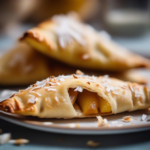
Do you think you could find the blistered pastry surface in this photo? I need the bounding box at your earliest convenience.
[0,74,150,118]
[21,14,150,71]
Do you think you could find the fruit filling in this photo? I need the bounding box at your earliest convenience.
[68,88,112,115]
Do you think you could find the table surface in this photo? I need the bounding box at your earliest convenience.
[0,26,150,150]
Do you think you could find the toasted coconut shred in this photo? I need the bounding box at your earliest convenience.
[87,140,100,147]
[76,70,84,75]
[0,133,11,145]
[122,116,133,122]
[96,116,109,127]
[74,86,83,92]
[9,139,29,145]
[141,114,147,121]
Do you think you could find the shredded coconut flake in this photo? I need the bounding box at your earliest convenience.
[103,75,109,78]
[28,95,36,104]
[112,91,118,95]
[48,89,57,91]
[0,133,11,145]
[55,96,59,102]
[129,85,134,92]
[87,140,100,147]
[122,116,133,122]
[92,75,96,81]
[9,139,29,145]
[29,91,41,96]
[59,78,65,82]
[56,82,61,85]
[52,14,86,48]
[74,86,83,92]
[96,116,109,127]
[141,114,147,121]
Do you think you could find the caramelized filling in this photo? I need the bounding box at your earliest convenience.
[68,88,112,115]
[77,90,99,115]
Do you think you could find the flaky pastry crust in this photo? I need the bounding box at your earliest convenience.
[0,74,150,118]
[0,42,147,86]
[21,14,150,71]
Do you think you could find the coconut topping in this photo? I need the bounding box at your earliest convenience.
[122,116,133,122]
[55,96,59,102]
[76,70,84,75]
[52,14,87,48]
[29,91,41,97]
[0,133,11,145]
[74,86,83,92]
[9,139,29,145]
[28,95,36,104]
[82,54,90,60]
[73,74,78,79]
[96,116,109,127]
[87,140,100,147]
[103,75,109,78]
[141,114,147,121]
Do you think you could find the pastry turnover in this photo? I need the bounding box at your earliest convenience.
[0,73,150,118]
[21,14,150,71]
[0,42,77,86]
[0,42,147,85]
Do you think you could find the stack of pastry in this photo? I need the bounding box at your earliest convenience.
[0,13,150,118]
[0,13,149,86]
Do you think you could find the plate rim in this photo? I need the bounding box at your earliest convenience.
[0,111,150,132]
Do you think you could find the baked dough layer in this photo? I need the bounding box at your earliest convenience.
[0,74,150,118]
[21,14,150,71]
[0,42,147,85]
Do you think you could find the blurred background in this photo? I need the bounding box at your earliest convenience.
[0,0,150,57]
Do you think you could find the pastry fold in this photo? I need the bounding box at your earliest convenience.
[21,14,150,71]
[0,43,147,85]
[0,74,150,118]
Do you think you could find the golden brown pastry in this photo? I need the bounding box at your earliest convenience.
[0,42,147,86]
[21,13,150,71]
[0,73,150,118]
[0,42,76,86]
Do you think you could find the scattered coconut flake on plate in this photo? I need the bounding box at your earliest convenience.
[87,140,100,147]
[74,86,83,92]
[0,133,11,145]
[96,116,109,127]
[9,139,29,145]
[141,114,147,121]
[43,122,53,125]
[122,116,133,122]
